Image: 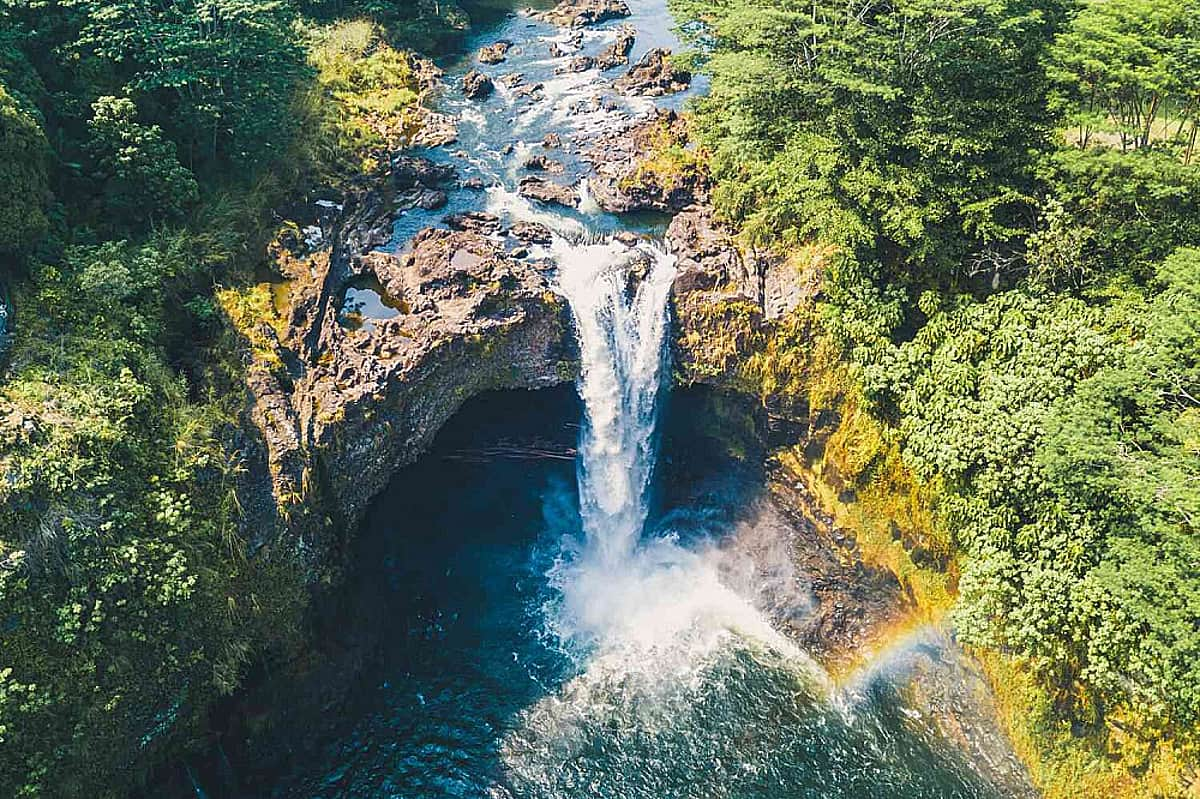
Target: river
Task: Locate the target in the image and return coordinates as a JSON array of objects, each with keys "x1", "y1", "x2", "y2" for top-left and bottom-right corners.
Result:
[{"x1": 180, "y1": 3, "x2": 1027, "y2": 797}]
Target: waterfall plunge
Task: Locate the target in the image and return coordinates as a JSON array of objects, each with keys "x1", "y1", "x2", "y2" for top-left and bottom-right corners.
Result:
[
  {"x1": 555, "y1": 238, "x2": 675, "y2": 565},
  {"x1": 542, "y1": 236, "x2": 811, "y2": 669}
]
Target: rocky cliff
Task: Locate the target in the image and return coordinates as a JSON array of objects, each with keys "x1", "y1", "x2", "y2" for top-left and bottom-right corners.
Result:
[{"x1": 230, "y1": 187, "x2": 576, "y2": 580}]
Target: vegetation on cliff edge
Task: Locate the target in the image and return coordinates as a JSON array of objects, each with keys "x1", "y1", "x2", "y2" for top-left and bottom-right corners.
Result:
[
  {"x1": 672, "y1": 0, "x2": 1200, "y2": 794},
  {"x1": 0, "y1": 1, "x2": 476, "y2": 796}
]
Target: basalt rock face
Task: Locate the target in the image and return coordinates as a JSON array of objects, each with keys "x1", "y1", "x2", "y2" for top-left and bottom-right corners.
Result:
[
  {"x1": 667, "y1": 206, "x2": 766, "y2": 386},
  {"x1": 533, "y1": 0, "x2": 631, "y2": 27},
  {"x1": 666, "y1": 202, "x2": 811, "y2": 391},
  {"x1": 596, "y1": 26, "x2": 636, "y2": 70},
  {"x1": 236, "y1": 189, "x2": 575, "y2": 579},
  {"x1": 518, "y1": 175, "x2": 580, "y2": 207},
  {"x1": 478, "y1": 41, "x2": 511, "y2": 64},
  {"x1": 462, "y1": 69, "x2": 495, "y2": 99}
]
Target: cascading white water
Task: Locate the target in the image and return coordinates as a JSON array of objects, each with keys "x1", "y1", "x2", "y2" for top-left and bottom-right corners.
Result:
[
  {"x1": 554, "y1": 237, "x2": 675, "y2": 565},
  {"x1": 498, "y1": 237, "x2": 829, "y2": 793},
  {"x1": 538, "y1": 235, "x2": 815, "y2": 668}
]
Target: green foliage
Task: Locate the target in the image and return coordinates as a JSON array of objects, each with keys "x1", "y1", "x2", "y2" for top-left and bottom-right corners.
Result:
[
  {"x1": 299, "y1": 0, "x2": 470, "y2": 48},
  {"x1": 672, "y1": 0, "x2": 1062, "y2": 285},
  {"x1": 853, "y1": 245, "x2": 1200, "y2": 754},
  {"x1": 72, "y1": 0, "x2": 309, "y2": 168},
  {"x1": 1039, "y1": 146, "x2": 1200, "y2": 281},
  {"x1": 0, "y1": 235, "x2": 304, "y2": 798},
  {"x1": 0, "y1": 0, "x2": 440, "y2": 794},
  {"x1": 0, "y1": 82, "x2": 49, "y2": 254},
  {"x1": 1049, "y1": 0, "x2": 1200, "y2": 155},
  {"x1": 86, "y1": 96, "x2": 199, "y2": 230},
  {"x1": 678, "y1": 0, "x2": 1200, "y2": 781},
  {"x1": 300, "y1": 20, "x2": 421, "y2": 178}
]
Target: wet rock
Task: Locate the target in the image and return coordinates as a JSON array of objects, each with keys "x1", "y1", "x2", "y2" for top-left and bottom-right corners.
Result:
[
  {"x1": 518, "y1": 176, "x2": 580, "y2": 207},
  {"x1": 443, "y1": 211, "x2": 502, "y2": 236},
  {"x1": 668, "y1": 206, "x2": 757, "y2": 300},
  {"x1": 667, "y1": 206, "x2": 766, "y2": 384},
  {"x1": 412, "y1": 111, "x2": 458, "y2": 147},
  {"x1": 548, "y1": 42, "x2": 566, "y2": 58},
  {"x1": 596, "y1": 26, "x2": 636, "y2": 70},
  {"x1": 461, "y1": 177, "x2": 486, "y2": 190},
  {"x1": 533, "y1": 0, "x2": 631, "y2": 27},
  {"x1": 556, "y1": 55, "x2": 596, "y2": 74},
  {"x1": 614, "y1": 48, "x2": 691, "y2": 96},
  {"x1": 542, "y1": 133, "x2": 563, "y2": 149},
  {"x1": 414, "y1": 189, "x2": 448, "y2": 211},
  {"x1": 462, "y1": 70, "x2": 494, "y2": 100},
  {"x1": 522, "y1": 155, "x2": 566, "y2": 174},
  {"x1": 622, "y1": 248, "x2": 656, "y2": 299},
  {"x1": 510, "y1": 221, "x2": 554, "y2": 244},
  {"x1": 513, "y1": 82, "x2": 545, "y2": 100},
  {"x1": 392, "y1": 156, "x2": 456, "y2": 191},
  {"x1": 478, "y1": 41, "x2": 511, "y2": 64},
  {"x1": 237, "y1": 207, "x2": 575, "y2": 580},
  {"x1": 407, "y1": 56, "x2": 444, "y2": 91}
]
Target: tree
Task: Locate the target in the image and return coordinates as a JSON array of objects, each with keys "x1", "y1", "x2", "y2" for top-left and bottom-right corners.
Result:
[
  {"x1": 1049, "y1": 0, "x2": 1200, "y2": 153},
  {"x1": 74, "y1": 0, "x2": 309, "y2": 168},
  {"x1": 87, "y1": 96, "x2": 199, "y2": 230},
  {"x1": 672, "y1": 0, "x2": 1064, "y2": 297},
  {"x1": 0, "y1": 82, "x2": 49, "y2": 255}
]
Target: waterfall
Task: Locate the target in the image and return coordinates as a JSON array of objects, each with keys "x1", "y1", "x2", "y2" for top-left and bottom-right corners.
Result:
[
  {"x1": 553, "y1": 237, "x2": 676, "y2": 566},
  {"x1": 498, "y1": 234, "x2": 828, "y2": 792},
  {"x1": 543, "y1": 234, "x2": 810, "y2": 669}
]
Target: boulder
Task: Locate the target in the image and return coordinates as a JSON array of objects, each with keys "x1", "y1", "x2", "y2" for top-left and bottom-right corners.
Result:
[
  {"x1": 412, "y1": 111, "x2": 458, "y2": 147},
  {"x1": 596, "y1": 26, "x2": 636, "y2": 70},
  {"x1": 392, "y1": 156, "x2": 456, "y2": 191},
  {"x1": 462, "y1": 70, "x2": 495, "y2": 99},
  {"x1": 583, "y1": 110, "x2": 709, "y2": 213},
  {"x1": 666, "y1": 205, "x2": 765, "y2": 385},
  {"x1": 518, "y1": 176, "x2": 580, "y2": 207},
  {"x1": 556, "y1": 55, "x2": 596, "y2": 74},
  {"x1": 667, "y1": 206, "x2": 758, "y2": 301},
  {"x1": 513, "y1": 82, "x2": 545, "y2": 100},
  {"x1": 533, "y1": 0, "x2": 631, "y2": 27},
  {"x1": 510, "y1": 221, "x2": 554, "y2": 244},
  {"x1": 523, "y1": 155, "x2": 566, "y2": 174},
  {"x1": 614, "y1": 48, "x2": 691, "y2": 96},
  {"x1": 444, "y1": 211, "x2": 503, "y2": 236},
  {"x1": 479, "y1": 41, "x2": 511, "y2": 64},
  {"x1": 414, "y1": 189, "x2": 448, "y2": 210}
]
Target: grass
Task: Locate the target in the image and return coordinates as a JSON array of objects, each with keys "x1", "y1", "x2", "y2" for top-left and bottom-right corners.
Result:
[
  {"x1": 299, "y1": 20, "x2": 422, "y2": 180},
  {"x1": 618, "y1": 113, "x2": 707, "y2": 198},
  {"x1": 977, "y1": 651, "x2": 1199, "y2": 799}
]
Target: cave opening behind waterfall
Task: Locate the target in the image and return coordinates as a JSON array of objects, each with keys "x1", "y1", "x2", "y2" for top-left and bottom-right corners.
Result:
[{"x1": 171, "y1": 384, "x2": 1004, "y2": 799}]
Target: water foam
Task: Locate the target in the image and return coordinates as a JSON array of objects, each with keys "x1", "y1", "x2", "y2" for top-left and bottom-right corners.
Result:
[{"x1": 499, "y1": 254, "x2": 831, "y2": 787}]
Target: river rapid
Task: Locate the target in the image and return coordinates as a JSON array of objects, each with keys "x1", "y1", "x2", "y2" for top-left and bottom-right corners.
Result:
[{"x1": 184, "y1": 3, "x2": 1028, "y2": 797}]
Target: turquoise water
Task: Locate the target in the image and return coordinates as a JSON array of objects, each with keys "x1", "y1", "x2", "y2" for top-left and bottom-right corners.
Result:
[{"x1": 231, "y1": 388, "x2": 1004, "y2": 799}]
